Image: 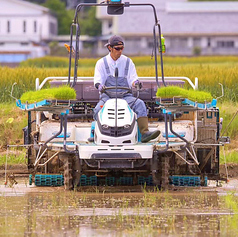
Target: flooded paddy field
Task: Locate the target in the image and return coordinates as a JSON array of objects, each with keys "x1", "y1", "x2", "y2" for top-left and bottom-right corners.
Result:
[{"x1": 0, "y1": 177, "x2": 238, "y2": 236}]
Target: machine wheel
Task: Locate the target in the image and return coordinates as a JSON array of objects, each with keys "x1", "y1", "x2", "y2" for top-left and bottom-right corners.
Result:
[
  {"x1": 152, "y1": 153, "x2": 170, "y2": 190},
  {"x1": 152, "y1": 170, "x2": 161, "y2": 186},
  {"x1": 63, "y1": 156, "x2": 73, "y2": 190},
  {"x1": 72, "y1": 155, "x2": 81, "y2": 188},
  {"x1": 161, "y1": 155, "x2": 170, "y2": 190}
]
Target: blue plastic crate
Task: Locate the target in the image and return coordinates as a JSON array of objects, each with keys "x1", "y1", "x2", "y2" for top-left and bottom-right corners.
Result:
[
  {"x1": 138, "y1": 176, "x2": 153, "y2": 186},
  {"x1": 105, "y1": 177, "x2": 116, "y2": 186},
  {"x1": 80, "y1": 175, "x2": 98, "y2": 186},
  {"x1": 34, "y1": 174, "x2": 64, "y2": 186},
  {"x1": 170, "y1": 176, "x2": 208, "y2": 187},
  {"x1": 117, "y1": 177, "x2": 133, "y2": 186}
]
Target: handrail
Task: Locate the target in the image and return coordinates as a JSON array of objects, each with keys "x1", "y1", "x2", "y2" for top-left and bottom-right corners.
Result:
[{"x1": 36, "y1": 76, "x2": 198, "y2": 91}]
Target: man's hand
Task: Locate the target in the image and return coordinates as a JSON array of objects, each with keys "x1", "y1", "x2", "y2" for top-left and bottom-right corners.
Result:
[
  {"x1": 98, "y1": 84, "x2": 105, "y2": 93},
  {"x1": 133, "y1": 80, "x2": 143, "y2": 89}
]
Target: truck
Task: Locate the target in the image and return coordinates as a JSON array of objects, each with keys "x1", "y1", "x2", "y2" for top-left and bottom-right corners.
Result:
[{"x1": 17, "y1": 1, "x2": 229, "y2": 190}]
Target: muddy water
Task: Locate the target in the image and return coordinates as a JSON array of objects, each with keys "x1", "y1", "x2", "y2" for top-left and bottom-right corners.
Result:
[{"x1": 0, "y1": 179, "x2": 238, "y2": 236}]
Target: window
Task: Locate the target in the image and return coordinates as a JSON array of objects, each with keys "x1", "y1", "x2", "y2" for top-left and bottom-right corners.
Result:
[
  {"x1": 193, "y1": 38, "x2": 201, "y2": 47},
  {"x1": 7, "y1": 21, "x2": 10, "y2": 33},
  {"x1": 207, "y1": 38, "x2": 211, "y2": 47},
  {"x1": 217, "y1": 41, "x2": 234, "y2": 48},
  {"x1": 34, "y1": 21, "x2": 37, "y2": 33},
  {"x1": 23, "y1": 21, "x2": 26, "y2": 33},
  {"x1": 108, "y1": 20, "x2": 112, "y2": 28},
  {"x1": 50, "y1": 22, "x2": 57, "y2": 34}
]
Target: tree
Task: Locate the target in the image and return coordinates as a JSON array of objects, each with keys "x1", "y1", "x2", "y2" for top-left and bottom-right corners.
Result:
[
  {"x1": 44, "y1": 0, "x2": 73, "y2": 35},
  {"x1": 78, "y1": 7, "x2": 101, "y2": 36}
]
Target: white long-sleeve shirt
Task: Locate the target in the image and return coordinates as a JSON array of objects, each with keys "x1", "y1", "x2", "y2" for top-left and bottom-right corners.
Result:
[{"x1": 94, "y1": 53, "x2": 138, "y2": 88}]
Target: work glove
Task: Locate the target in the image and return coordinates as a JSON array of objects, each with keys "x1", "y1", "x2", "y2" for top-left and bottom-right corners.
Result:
[
  {"x1": 134, "y1": 80, "x2": 143, "y2": 89},
  {"x1": 95, "y1": 83, "x2": 105, "y2": 93}
]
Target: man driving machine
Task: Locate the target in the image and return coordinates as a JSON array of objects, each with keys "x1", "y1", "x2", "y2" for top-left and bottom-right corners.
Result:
[{"x1": 92, "y1": 35, "x2": 160, "y2": 143}]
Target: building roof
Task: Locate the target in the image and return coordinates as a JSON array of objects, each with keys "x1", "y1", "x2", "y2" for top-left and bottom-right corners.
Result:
[
  {"x1": 96, "y1": 0, "x2": 238, "y2": 36},
  {"x1": 0, "y1": 0, "x2": 50, "y2": 16},
  {"x1": 167, "y1": 2, "x2": 238, "y2": 13}
]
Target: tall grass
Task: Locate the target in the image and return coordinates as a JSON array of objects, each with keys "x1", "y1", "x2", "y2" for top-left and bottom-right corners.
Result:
[
  {"x1": 20, "y1": 55, "x2": 238, "y2": 67},
  {"x1": 218, "y1": 102, "x2": 238, "y2": 139},
  {"x1": 2, "y1": 55, "x2": 236, "y2": 103},
  {"x1": 0, "y1": 103, "x2": 27, "y2": 149}
]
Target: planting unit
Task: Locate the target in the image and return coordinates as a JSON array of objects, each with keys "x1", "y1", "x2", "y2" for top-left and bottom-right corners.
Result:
[{"x1": 17, "y1": 1, "x2": 229, "y2": 190}]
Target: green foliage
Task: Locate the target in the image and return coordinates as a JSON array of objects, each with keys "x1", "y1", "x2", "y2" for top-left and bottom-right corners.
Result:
[
  {"x1": 78, "y1": 7, "x2": 102, "y2": 36},
  {"x1": 156, "y1": 86, "x2": 213, "y2": 103},
  {"x1": 44, "y1": 0, "x2": 72, "y2": 35},
  {"x1": 20, "y1": 86, "x2": 76, "y2": 103},
  {"x1": 193, "y1": 47, "x2": 201, "y2": 56}
]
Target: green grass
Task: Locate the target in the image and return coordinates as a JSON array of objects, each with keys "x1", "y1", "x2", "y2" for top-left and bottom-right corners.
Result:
[
  {"x1": 0, "y1": 151, "x2": 26, "y2": 166},
  {"x1": 0, "y1": 103, "x2": 27, "y2": 150},
  {"x1": 19, "y1": 55, "x2": 238, "y2": 68},
  {"x1": 220, "y1": 150, "x2": 238, "y2": 164},
  {"x1": 20, "y1": 86, "x2": 76, "y2": 103},
  {"x1": 1, "y1": 56, "x2": 238, "y2": 103},
  {"x1": 156, "y1": 86, "x2": 213, "y2": 103},
  {"x1": 218, "y1": 102, "x2": 238, "y2": 139}
]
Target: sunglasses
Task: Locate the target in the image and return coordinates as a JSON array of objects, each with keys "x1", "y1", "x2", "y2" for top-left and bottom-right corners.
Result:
[{"x1": 113, "y1": 46, "x2": 124, "y2": 51}]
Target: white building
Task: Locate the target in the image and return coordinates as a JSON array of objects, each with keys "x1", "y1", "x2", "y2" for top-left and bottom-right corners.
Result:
[
  {"x1": 0, "y1": 0, "x2": 57, "y2": 64},
  {"x1": 96, "y1": 0, "x2": 238, "y2": 56}
]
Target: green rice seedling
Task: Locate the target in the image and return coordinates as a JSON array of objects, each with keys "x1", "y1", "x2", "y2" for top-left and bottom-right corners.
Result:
[
  {"x1": 20, "y1": 86, "x2": 76, "y2": 103},
  {"x1": 156, "y1": 86, "x2": 213, "y2": 103}
]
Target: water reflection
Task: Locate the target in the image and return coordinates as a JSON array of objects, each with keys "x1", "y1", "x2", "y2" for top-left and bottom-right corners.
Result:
[{"x1": 0, "y1": 188, "x2": 238, "y2": 236}]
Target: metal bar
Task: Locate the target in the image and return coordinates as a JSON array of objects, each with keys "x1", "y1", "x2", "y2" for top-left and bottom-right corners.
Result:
[
  {"x1": 34, "y1": 146, "x2": 48, "y2": 167},
  {"x1": 37, "y1": 151, "x2": 60, "y2": 167},
  {"x1": 173, "y1": 150, "x2": 195, "y2": 165},
  {"x1": 156, "y1": 113, "x2": 169, "y2": 153},
  {"x1": 37, "y1": 76, "x2": 197, "y2": 91},
  {"x1": 73, "y1": 23, "x2": 80, "y2": 87},
  {"x1": 194, "y1": 143, "x2": 224, "y2": 146},
  {"x1": 169, "y1": 113, "x2": 189, "y2": 144},
  {"x1": 185, "y1": 147, "x2": 199, "y2": 165},
  {"x1": 68, "y1": 24, "x2": 75, "y2": 86},
  {"x1": 200, "y1": 148, "x2": 215, "y2": 171},
  {"x1": 63, "y1": 114, "x2": 77, "y2": 153},
  {"x1": 44, "y1": 114, "x2": 64, "y2": 145}
]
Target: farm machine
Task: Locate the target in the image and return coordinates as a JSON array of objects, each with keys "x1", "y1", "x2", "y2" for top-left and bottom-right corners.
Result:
[{"x1": 17, "y1": 1, "x2": 229, "y2": 190}]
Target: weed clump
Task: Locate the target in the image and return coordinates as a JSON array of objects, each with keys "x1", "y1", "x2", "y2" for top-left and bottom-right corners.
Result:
[
  {"x1": 20, "y1": 86, "x2": 76, "y2": 103},
  {"x1": 156, "y1": 86, "x2": 213, "y2": 103}
]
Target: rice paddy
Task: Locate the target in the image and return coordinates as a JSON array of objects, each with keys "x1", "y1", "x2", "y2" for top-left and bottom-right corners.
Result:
[
  {"x1": 0, "y1": 182, "x2": 238, "y2": 236},
  {"x1": 0, "y1": 56, "x2": 238, "y2": 103}
]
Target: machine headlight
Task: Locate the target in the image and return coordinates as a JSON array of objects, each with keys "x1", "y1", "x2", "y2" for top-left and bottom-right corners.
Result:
[{"x1": 124, "y1": 124, "x2": 130, "y2": 129}]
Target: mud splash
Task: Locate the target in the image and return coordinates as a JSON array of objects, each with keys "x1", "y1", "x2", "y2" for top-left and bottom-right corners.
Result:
[{"x1": 0, "y1": 179, "x2": 238, "y2": 236}]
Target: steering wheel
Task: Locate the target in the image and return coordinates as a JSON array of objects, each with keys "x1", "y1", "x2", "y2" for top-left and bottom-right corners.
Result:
[{"x1": 103, "y1": 86, "x2": 132, "y2": 98}]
